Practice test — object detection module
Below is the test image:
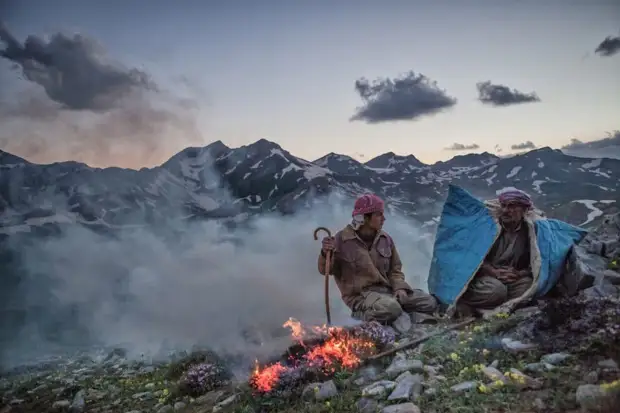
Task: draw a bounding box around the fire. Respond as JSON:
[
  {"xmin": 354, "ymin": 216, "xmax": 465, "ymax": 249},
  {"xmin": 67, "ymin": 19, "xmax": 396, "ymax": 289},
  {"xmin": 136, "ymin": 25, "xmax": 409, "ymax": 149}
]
[{"xmin": 250, "ymin": 318, "xmax": 377, "ymax": 393}]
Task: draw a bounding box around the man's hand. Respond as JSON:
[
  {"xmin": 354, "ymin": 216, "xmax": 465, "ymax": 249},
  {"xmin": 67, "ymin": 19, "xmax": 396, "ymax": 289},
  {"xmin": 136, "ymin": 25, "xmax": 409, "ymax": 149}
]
[
  {"xmin": 321, "ymin": 236, "xmax": 335, "ymax": 254},
  {"xmin": 494, "ymin": 267, "xmax": 519, "ymax": 283},
  {"xmin": 394, "ymin": 289, "xmax": 408, "ymax": 303}
]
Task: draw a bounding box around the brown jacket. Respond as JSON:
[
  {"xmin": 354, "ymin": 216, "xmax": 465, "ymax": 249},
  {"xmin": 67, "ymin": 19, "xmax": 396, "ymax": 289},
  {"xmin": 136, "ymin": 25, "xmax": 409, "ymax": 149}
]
[{"xmin": 317, "ymin": 225, "xmax": 413, "ymax": 309}]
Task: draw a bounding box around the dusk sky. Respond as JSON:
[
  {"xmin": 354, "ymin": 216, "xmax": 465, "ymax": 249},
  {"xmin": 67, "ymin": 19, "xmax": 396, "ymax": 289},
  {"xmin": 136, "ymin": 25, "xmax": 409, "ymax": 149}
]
[{"xmin": 1, "ymin": 0, "xmax": 619, "ymax": 168}]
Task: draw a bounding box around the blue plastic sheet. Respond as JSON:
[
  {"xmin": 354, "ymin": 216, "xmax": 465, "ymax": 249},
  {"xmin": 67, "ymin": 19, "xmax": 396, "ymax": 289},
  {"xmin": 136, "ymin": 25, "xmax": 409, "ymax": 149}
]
[{"xmin": 427, "ymin": 185, "xmax": 587, "ymax": 306}]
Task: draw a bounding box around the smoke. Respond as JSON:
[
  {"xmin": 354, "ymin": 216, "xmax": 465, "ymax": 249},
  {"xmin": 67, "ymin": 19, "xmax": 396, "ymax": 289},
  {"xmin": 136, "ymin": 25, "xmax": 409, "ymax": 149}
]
[
  {"xmin": 0, "ymin": 190, "xmax": 433, "ymax": 372},
  {"xmin": 0, "ymin": 22, "xmax": 203, "ymax": 168},
  {"xmin": 476, "ymin": 81, "xmax": 540, "ymax": 107}
]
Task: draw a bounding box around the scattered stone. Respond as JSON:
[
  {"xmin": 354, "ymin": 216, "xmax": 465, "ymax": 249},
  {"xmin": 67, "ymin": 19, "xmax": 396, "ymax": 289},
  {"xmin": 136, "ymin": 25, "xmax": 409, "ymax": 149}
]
[
  {"xmin": 362, "ymin": 380, "xmax": 397, "ymax": 398},
  {"xmin": 541, "ymin": 352, "xmax": 571, "ymax": 365},
  {"xmin": 212, "ymin": 394, "xmax": 238, "ymax": 412},
  {"xmin": 576, "ymin": 384, "xmax": 609, "ymax": 411},
  {"xmin": 392, "ymin": 312, "xmax": 412, "ymax": 335},
  {"xmin": 501, "ymin": 338, "xmax": 537, "ymax": 352},
  {"xmin": 585, "ymin": 370, "xmax": 600, "ymax": 384},
  {"xmin": 598, "ymin": 359, "xmax": 619, "ymax": 370},
  {"xmin": 388, "ymin": 372, "xmax": 423, "ymax": 401},
  {"xmin": 131, "ymin": 392, "xmax": 154, "ymax": 400},
  {"xmin": 450, "ymin": 381, "xmax": 476, "ymax": 393},
  {"xmin": 195, "ymin": 390, "xmax": 226, "ymax": 406},
  {"xmin": 355, "ymin": 366, "xmax": 381, "ymax": 385},
  {"xmin": 481, "ymin": 366, "xmax": 508, "ymax": 384},
  {"xmin": 173, "ymin": 401, "xmax": 186, "ymax": 411},
  {"xmin": 603, "ymin": 269, "xmax": 620, "ymax": 285},
  {"xmin": 302, "ymin": 380, "xmax": 339, "ymax": 401},
  {"xmin": 507, "ymin": 368, "xmax": 542, "ymax": 389},
  {"xmin": 71, "ymin": 389, "xmax": 85, "ymax": 412},
  {"xmin": 52, "ymin": 400, "xmax": 71, "ymax": 410},
  {"xmin": 356, "ymin": 397, "xmax": 379, "ymax": 413},
  {"xmin": 381, "ymin": 402, "xmax": 420, "ymax": 413},
  {"xmin": 488, "ymin": 359, "xmax": 499, "ymax": 369},
  {"xmin": 385, "ymin": 358, "xmax": 423, "ymax": 378},
  {"xmin": 533, "ymin": 398, "xmax": 546, "ymax": 410},
  {"xmin": 156, "ymin": 406, "xmax": 173, "ymax": 413}
]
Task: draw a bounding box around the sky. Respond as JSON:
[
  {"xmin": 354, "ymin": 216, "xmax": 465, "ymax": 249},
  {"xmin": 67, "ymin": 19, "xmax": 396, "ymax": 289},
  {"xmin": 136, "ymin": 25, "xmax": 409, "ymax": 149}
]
[{"xmin": 0, "ymin": 0, "xmax": 619, "ymax": 168}]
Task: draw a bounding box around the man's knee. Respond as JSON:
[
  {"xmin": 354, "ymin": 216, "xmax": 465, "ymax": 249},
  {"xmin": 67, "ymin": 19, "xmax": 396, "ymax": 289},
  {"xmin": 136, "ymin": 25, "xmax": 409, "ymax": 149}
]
[
  {"xmin": 508, "ymin": 276, "xmax": 533, "ymax": 299},
  {"xmin": 401, "ymin": 289, "xmax": 439, "ymax": 314},
  {"xmin": 462, "ymin": 276, "xmax": 508, "ymax": 308},
  {"xmin": 364, "ymin": 295, "xmax": 403, "ymax": 323}
]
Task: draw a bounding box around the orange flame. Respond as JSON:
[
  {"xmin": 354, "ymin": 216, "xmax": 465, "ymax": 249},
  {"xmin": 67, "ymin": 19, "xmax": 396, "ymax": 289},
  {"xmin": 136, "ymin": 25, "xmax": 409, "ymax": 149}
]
[{"xmin": 250, "ymin": 318, "xmax": 376, "ymax": 393}]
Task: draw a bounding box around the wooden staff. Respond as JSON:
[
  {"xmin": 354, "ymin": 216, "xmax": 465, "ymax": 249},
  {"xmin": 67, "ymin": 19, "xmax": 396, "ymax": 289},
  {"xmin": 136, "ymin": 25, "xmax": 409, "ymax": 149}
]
[{"xmin": 313, "ymin": 226, "xmax": 332, "ymax": 326}]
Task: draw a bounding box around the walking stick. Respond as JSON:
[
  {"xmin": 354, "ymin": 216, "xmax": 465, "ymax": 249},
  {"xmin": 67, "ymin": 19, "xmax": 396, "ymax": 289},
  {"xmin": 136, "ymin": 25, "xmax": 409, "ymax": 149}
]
[{"xmin": 313, "ymin": 227, "xmax": 332, "ymax": 326}]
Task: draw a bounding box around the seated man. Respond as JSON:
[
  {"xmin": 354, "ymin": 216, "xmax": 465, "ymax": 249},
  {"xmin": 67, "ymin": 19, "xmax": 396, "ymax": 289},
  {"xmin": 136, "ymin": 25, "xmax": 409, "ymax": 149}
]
[
  {"xmin": 459, "ymin": 189, "xmax": 534, "ymax": 310},
  {"xmin": 318, "ymin": 194, "xmax": 438, "ymax": 326}
]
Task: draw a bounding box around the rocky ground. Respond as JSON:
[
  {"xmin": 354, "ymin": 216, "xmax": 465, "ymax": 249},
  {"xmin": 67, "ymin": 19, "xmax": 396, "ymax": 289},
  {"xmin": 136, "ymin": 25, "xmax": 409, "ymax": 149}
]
[
  {"xmin": 2, "ymin": 215, "xmax": 619, "ymax": 413},
  {"xmin": 2, "ymin": 290, "xmax": 619, "ymax": 413}
]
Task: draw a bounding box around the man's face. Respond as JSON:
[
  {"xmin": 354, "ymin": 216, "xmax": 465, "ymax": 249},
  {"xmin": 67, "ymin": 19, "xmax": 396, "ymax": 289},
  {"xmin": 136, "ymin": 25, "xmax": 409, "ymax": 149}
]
[
  {"xmin": 366, "ymin": 211, "xmax": 385, "ymax": 231},
  {"xmin": 500, "ymin": 202, "xmax": 526, "ymax": 224}
]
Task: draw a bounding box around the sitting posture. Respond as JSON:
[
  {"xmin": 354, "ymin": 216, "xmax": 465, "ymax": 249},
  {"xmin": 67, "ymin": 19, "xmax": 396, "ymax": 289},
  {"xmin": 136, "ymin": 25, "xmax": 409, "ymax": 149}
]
[
  {"xmin": 460, "ymin": 189, "xmax": 534, "ymax": 310},
  {"xmin": 318, "ymin": 194, "xmax": 438, "ymax": 325}
]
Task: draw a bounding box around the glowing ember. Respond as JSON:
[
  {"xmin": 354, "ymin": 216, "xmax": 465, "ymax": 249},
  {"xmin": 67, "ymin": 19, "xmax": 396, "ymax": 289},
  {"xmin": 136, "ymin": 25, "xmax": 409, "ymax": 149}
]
[{"xmin": 250, "ymin": 318, "xmax": 386, "ymax": 393}]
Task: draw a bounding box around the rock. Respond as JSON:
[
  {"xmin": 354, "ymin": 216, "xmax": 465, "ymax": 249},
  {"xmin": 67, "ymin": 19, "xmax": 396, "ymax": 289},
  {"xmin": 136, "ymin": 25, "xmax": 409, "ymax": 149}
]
[
  {"xmin": 195, "ymin": 390, "xmax": 225, "ymax": 406},
  {"xmin": 173, "ymin": 401, "xmax": 186, "ymax": 411},
  {"xmin": 355, "ymin": 366, "xmax": 381, "ymax": 385},
  {"xmin": 576, "ymin": 384, "xmax": 609, "ymax": 411},
  {"xmin": 388, "ymin": 372, "xmax": 423, "ymax": 401},
  {"xmin": 541, "ymin": 352, "xmax": 571, "ymax": 365},
  {"xmin": 450, "ymin": 381, "xmax": 476, "ymax": 393},
  {"xmin": 356, "ymin": 398, "xmax": 379, "ymax": 413},
  {"xmin": 481, "ymin": 366, "xmax": 508, "ymax": 384},
  {"xmin": 131, "ymin": 392, "xmax": 154, "ymax": 400},
  {"xmin": 124, "ymin": 411, "xmax": 141, "ymax": 413},
  {"xmin": 212, "ymin": 394, "xmax": 238, "ymax": 412},
  {"xmin": 603, "ymin": 270, "xmax": 620, "ymax": 285},
  {"xmin": 362, "ymin": 380, "xmax": 397, "ymax": 398},
  {"xmin": 598, "ymin": 359, "xmax": 618, "ymax": 370},
  {"xmin": 392, "ymin": 312, "xmax": 412, "ymax": 335},
  {"xmin": 533, "ymin": 398, "xmax": 546, "ymax": 410},
  {"xmin": 501, "ymin": 338, "xmax": 537, "ymax": 352},
  {"xmin": 585, "ymin": 371, "xmax": 599, "ymax": 384},
  {"xmin": 52, "ymin": 400, "xmax": 71, "ymax": 410},
  {"xmin": 381, "ymin": 402, "xmax": 421, "ymax": 413},
  {"xmin": 423, "ymin": 365, "xmax": 440, "ymax": 376},
  {"xmin": 488, "ymin": 360, "xmax": 499, "ymax": 369},
  {"xmin": 508, "ymin": 368, "xmax": 542, "ymax": 389},
  {"xmin": 156, "ymin": 406, "xmax": 173, "ymax": 413},
  {"xmin": 70, "ymin": 389, "xmax": 85, "ymax": 412},
  {"xmin": 583, "ymin": 283, "xmax": 619, "ymax": 299},
  {"xmin": 302, "ymin": 380, "xmax": 339, "ymax": 401},
  {"xmin": 385, "ymin": 358, "xmax": 424, "ymax": 378}
]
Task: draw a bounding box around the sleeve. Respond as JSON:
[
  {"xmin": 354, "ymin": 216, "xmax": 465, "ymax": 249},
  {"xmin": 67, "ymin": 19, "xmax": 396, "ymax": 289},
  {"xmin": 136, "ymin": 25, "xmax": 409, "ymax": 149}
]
[
  {"xmin": 388, "ymin": 243, "xmax": 413, "ymax": 291},
  {"xmin": 317, "ymin": 250, "xmax": 341, "ymax": 276}
]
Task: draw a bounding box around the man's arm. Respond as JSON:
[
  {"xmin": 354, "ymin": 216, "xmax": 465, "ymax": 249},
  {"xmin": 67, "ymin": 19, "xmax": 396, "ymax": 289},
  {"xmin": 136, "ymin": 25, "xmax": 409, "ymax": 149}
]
[{"xmin": 388, "ymin": 244, "xmax": 413, "ymax": 292}]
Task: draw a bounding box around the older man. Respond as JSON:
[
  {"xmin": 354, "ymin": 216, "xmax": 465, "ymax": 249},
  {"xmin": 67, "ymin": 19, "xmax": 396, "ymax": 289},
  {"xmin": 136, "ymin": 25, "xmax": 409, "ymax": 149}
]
[
  {"xmin": 459, "ymin": 189, "xmax": 534, "ymax": 310},
  {"xmin": 318, "ymin": 194, "xmax": 438, "ymax": 326}
]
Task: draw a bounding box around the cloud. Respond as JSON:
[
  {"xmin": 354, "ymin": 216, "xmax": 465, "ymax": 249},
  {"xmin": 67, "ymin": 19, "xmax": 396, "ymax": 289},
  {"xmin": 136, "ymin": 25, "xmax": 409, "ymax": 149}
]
[
  {"xmin": 561, "ymin": 130, "xmax": 620, "ymax": 160},
  {"xmin": 0, "ymin": 22, "xmax": 203, "ymax": 168},
  {"xmin": 350, "ymin": 71, "xmax": 457, "ymax": 123},
  {"xmin": 476, "ymin": 81, "xmax": 540, "ymax": 107},
  {"xmin": 444, "ymin": 142, "xmax": 480, "ymax": 151},
  {"xmin": 594, "ymin": 35, "xmax": 620, "ymax": 57},
  {"xmin": 510, "ymin": 141, "xmax": 536, "ymax": 150}
]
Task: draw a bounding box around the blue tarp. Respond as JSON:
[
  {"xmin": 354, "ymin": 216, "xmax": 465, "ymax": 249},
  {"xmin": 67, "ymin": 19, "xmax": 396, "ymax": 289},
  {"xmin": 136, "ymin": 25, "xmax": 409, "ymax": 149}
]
[{"xmin": 427, "ymin": 185, "xmax": 588, "ymax": 306}]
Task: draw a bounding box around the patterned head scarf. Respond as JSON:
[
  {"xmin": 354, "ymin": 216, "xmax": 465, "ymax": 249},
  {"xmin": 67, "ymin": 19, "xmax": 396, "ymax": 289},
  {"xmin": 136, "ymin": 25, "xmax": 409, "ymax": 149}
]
[{"xmin": 498, "ymin": 188, "xmax": 533, "ymax": 208}]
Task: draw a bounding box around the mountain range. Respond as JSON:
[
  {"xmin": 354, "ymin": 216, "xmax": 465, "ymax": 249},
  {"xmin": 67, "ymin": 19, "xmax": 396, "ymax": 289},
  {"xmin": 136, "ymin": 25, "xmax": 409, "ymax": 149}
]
[{"xmin": 1, "ymin": 138, "xmax": 619, "ymax": 238}]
